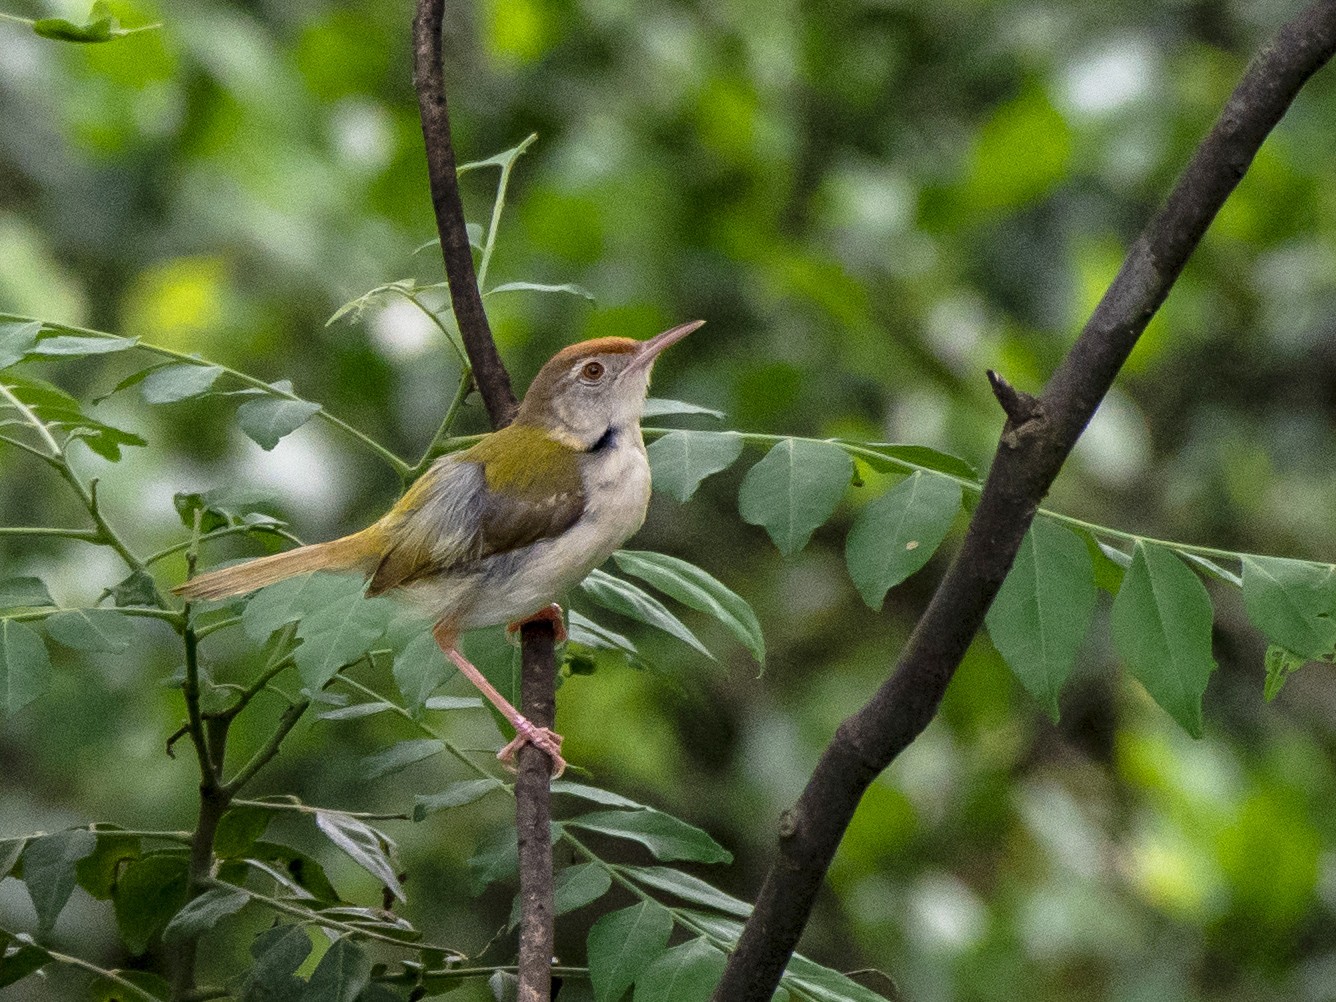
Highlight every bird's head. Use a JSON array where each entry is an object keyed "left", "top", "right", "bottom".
[{"left": 516, "top": 320, "right": 703, "bottom": 448}]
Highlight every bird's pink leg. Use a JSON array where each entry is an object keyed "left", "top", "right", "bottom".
[{"left": 432, "top": 621, "right": 566, "bottom": 778}]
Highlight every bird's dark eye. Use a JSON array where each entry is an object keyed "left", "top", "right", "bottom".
[{"left": 581, "top": 361, "right": 605, "bottom": 381}]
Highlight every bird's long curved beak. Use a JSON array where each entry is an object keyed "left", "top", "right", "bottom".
[{"left": 626, "top": 319, "right": 705, "bottom": 376}]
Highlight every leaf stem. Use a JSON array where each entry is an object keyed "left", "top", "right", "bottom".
[
  {"left": 412, "top": 366, "right": 474, "bottom": 475},
  {"left": 0, "top": 526, "right": 100, "bottom": 542},
  {"left": 144, "top": 523, "right": 303, "bottom": 566}
]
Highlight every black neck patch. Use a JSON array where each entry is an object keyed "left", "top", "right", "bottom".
[{"left": 589, "top": 426, "right": 618, "bottom": 453}]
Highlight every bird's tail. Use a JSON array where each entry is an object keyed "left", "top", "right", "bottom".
[{"left": 173, "top": 527, "right": 383, "bottom": 601}]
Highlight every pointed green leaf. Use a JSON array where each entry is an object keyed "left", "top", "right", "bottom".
[
  {"left": 581, "top": 570, "right": 712, "bottom": 659},
  {"left": 0, "top": 577, "right": 54, "bottom": 610},
  {"left": 113, "top": 853, "right": 190, "bottom": 953},
  {"left": 0, "top": 930, "right": 49, "bottom": 989},
  {"left": 613, "top": 550, "right": 764, "bottom": 665},
  {"left": 300, "top": 937, "right": 371, "bottom": 1002},
  {"left": 20, "top": 830, "right": 98, "bottom": 931},
  {"left": 358, "top": 739, "right": 444, "bottom": 780},
  {"left": 566, "top": 810, "right": 731, "bottom": 864},
  {"left": 162, "top": 886, "right": 250, "bottom": 943},
  {"left": 568, "top": 610, "right": 639, "bottom": 655},
  {"left": 783, "top": 954, "right": 898, "bottom": 1002},
  {"left": 1111, "top": 542, "right": 1216, "bottom": 738},
  {"left": 241, "top": 571, "right": 362, "bottom": 640},
  {"left": 424, "top": 694, "right": 485, "bottom": 711},
  {"left": 554, "top": 862, "right": 613, "bottom": 916},
  {"left": 140, "top": 364, "right": 224, "bottom": 404},
  {"left": 1241, "top": 555, "right": 1336, "bottom": 661},
  {"left": 486, "top": 281, "right": 595, "bottom": 301},
  {"left": 642, "top": 399, "right": 726, "bottom": 421},
  {"left": 986, "top": 519, "right": 1096, "bottom": 720},
  {"left": 588, "top": 900, "right": 673, "bottom": 1002},
  {"left": 647, "top": 430, "right": 744, "bottom": 503},
  {"left": 414, "top": 778, "right": 506, "bottom": 820},
  {"left": 837, "top": 441, "right": 977, "bottom": 481},
  {"left": 845, "top": 471, "right": 961, "bottom": 607},
  {"left": 551, "top": 780, "right": 650, "bottom": 811},
  {"left": 633, "top": 937, "right": 726, "bottom": 1002},
  {"left": 0, "top": 321, "right": 42, "bottom": 369},
  {"left": 242, "top": 924, "right": 312, "bottom": 1001},
  {"left": 314, "top": 812, "right": 403, "bottom": 902},
  {"left": 393, "top": 630, "right": 450, "bottom": 709},
  {"left": 318, "top": 701, "right": 396, "bottom": 720},
  {"left": 621, "top": 866, "right": 752, "bottom": 918},
  {"left": 292, "top": 590, "right": 393, "bottom": 691},
  {"left": 214, "top": 807, "right": 271, "bottom": 859},
  {"left": 75, "top": 831, "right": 140, "bottom": 899},
  {"left": 1, "top": 619, "right": 51, "bottom": 714},
  {"left": 27, "top": 335, "right": 136, "bottom": 356},
  {"left": 236, "top": 395, "right": 321, "bottom": 450},
  {"left": 1263, "top": 645, "right": 1305, "bottom": 702},
  {"left": 738, "top": 439, "right": 851, "bottom": 556},
  {"left": 45, "top": 608, "right": 136, "bottom": 653}
]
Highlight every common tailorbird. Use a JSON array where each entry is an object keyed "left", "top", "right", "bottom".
[{"left": 175, "top": 320, "right": 705, "bottom": 776}]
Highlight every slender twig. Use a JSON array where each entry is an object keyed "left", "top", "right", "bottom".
[
  {"left": 412, "top": 366, "right": 474, "bottom": 475},
  {"left": 222, "top": 699, "right": 311, "bottom": 795},
  {"left": 144, "top": 523, "right": 303, "bottom": 566},
  {"left": 40, "top": 948, "right": 164, "bottom": 1002},
  {"left": 711, "top": 5, "right": 1336, "bottom": 999},
  {"left": 0, "top": 526, "right": 100, "bottom": 541},
  {"left": 232, "top": 796, "right": 412, "bottom": 822}
]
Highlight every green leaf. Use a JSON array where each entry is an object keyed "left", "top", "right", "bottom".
[
  {"left": 162, "top": 886, "right": 250, "bottom": 943},
  {"left": 647, "top": 430, "right": 744, "bottom": 503},
  {"left": 314, "top": 812, "right": 404, "bottom": 902},
  {"left": 613, "top": 550, "right": 765, "bottom": 665},
  {"left": 241, "top": 925, "right": 313, "bottom": 1001},
  {"left": 293, "top": 590, "right": 393, "bottom": 691},
  {"left": 424, "top": 694, "right": 485, "bottom": 711},
  {"left": 246, "top": 842, "right": 340, "bottom": 902},
  {"left": 1084, "top": 534, "right": 1128, "bottom": 594},
  {"left": 45, "top": 608, "right": 136, "bottom": 653},
  {"left": 1, "top": 838, "right": 29, "bottom": 882},
  {"left": 111, "top": 568, "right": 163, "bottom": 608},
  {"left": 393, "top": 630, "right": 449, "bottom": 709},
  {"left": 588, "top": 900, "right": 674, "bottom": 1002},
  {"left": 845, "top": 471, "right": 961, "bottom": 607},
  {"left": 75, "top": 831, "right": 141, "bottom": 899},
  {"left": 300, "top": 937, "right": 372, "bottom": 1002},
  {"left": 1241, "top": 555, "right": 1336, "bottom": 661},
  {"left": 0, "top": 930, "right": 50, "bottom": 989},
  {"left": 214, "top": 807, "right": 271, "bottom": 859},
  {"left": 27, "top": 334, "right": 136, "bottom": 356},
  {"left": 89, "top": 970, "right": 171, "bottom": 1002},
  {"left": 566, "top": 810, "right": 731, "bottom": 864},
  {"left": 568, "top": 610, "right": 639, "bottom": 656},
  {"left": 113, "top": 853, "right": 190, "bottom": 953},
  {"left": 837, "top": 441, "right": 978, "bottom": 481},
  {"left": 140, "top": 363, "right": 224, "bottom": 404},
  {"left": 0, "top": 619, "right": 51, "bottom": 715},
  {"left": 486, "top": 281, "right": 595, "bottom": 301},
  {"left": 359, "top": 739, "right": 444, "bottom": 780},
  {"left": 1111, "top": 542, "right": 1216, "bottom": 738},
  {"left": 0, "top": 576, "right": 54, "bottom": 610},
  {"left": 555, "top": 862, "right": 613, "bottom": 915},
  {"left": 414, "top": 778, "right": 506, "bottom": 820},
  {"left": 621, "top": 865, "right": 752, "bottom": 918},
  {"left": 581, "top": 570, "right": 712, "bottom": 659},
  {"left": 1264, "top": 645, "right": 1306, "bottom": 702},
  {"left": 642, "top": 399, "right": 726, "bottom": 421},
  {"left": 241, "top": 572, "right": 357, "bottom": 639},
  {"left": 783, "top": 955, "right": 897, "bottom": 1002},
  {"left": 738, "top": 439, "right": 852, "bottom": 556},
  {"left": 0, "top": 321, "right": 42, "bottom": 369},
  {"left": 19, "top": 829, "right": 98, "bottom": 931},
  {"left": 468, "top": 823, "right": 563, "bottom": 894},
  {"left": 985, "top": 519, "right": 1096, "bottom": 720},
  {"left": 458, "top": 133, "right": 537, "bottom": 173},
  {"left": 318, "top": 701, "right": 396, "bottom": 720},
  {"left": 551, "top": 780, "right": 650, "bottom": 811},
  {"left": 632, "top": 937, "right": 726, "bottom": 1002},
  {"left": 69, "top": 420, "right": 147, "bottom": 461},
  {"left": 236, "top": 395, "right": 322, "bottom": 450}
]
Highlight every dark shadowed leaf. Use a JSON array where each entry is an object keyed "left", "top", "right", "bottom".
[
  {"left": 75, "top": 831, "right": 141, "bottom": 900},
  {"left": 1112, "top": 542, "right": 1215, "bottom": 738},
  {"left": 0, "top": 930, "right": 50, "bottom": 989},
  {"left": 299, "top": 937, "right": 371, "bottom": 1002},
  {"left": 588, "top": 900, "right": 673, "bottom": 1002},
  {"left": 0, "top": 577, "right": 53, "bottom": 610},
  {"left": 214, "top": 807, "right": 271, "bottom": 859},
  {"left": 738, "top": 439, "right": 852, "bottom": 556},
  {"left": 113, "top": 853, "right": 190, "bottom": 952}
]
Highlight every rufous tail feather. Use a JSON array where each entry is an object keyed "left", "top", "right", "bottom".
[{"left": 173, "top": 528, "right": 383, "bottom": 601}]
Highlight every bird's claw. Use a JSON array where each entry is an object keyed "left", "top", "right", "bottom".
[{"left": 498, "top": 717, "right": 566, "bottom": 778}]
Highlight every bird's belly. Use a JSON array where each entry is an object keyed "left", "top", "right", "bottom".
[{"left": 405, "top": 443, "right": 652, "bottom": 630}]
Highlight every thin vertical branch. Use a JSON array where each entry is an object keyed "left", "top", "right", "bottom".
[
  {"left": 711, "top": 3, "right": 1336, "bottom": 999},
  {"left": 411, "top": 2, "right": 556, "bottom": 999}
]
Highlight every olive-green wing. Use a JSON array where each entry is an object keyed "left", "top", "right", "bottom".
[{"left": 367, "top": 449, "right": 585, "bottom": 595}]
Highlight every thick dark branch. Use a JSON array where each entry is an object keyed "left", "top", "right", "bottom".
[
  {"left": 412, "top": 4, "right": 555, "bottom": 1000},
  {"left": 515, "top": 621, "right": 558, "bottom": 1002},
  {"left": 712, "top": 4, "right": 1336, "bottom": 1000},
  {"left": 412, "top": 0, "right": 518, "bottom": 427}
]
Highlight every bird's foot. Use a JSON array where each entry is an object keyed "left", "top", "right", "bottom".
[
  {"left": 506, "top": 603, "right": 567, "bottom": 645},
  {"left": 498, "top": 716, "right": 566, "bottom": 778}
]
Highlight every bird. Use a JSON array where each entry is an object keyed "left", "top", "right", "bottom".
[{"left": 174, "top": 320, "right": 704, "bottom": 778}]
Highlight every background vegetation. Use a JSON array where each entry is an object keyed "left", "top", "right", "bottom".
[{"left": 4, "top": 0, "right": 1336, "bottom": 999}]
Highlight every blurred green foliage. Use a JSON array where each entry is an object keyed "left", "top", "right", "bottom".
[{"left": 5, "top": 0, "right": 1336, "bottom": 1000}]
